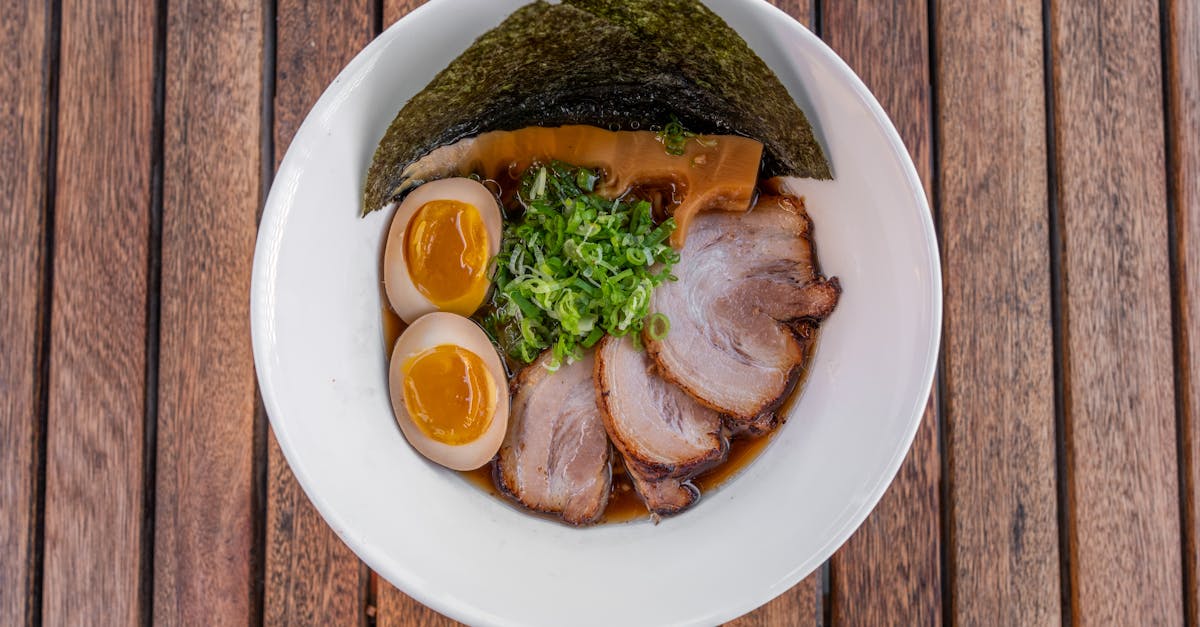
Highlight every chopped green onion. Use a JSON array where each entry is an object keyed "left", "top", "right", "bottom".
[
  {"left": 484, "top": 162, "right": 678, "bottom": 366},
  {"left": 529, "top": 166, "right": 548, "bottom": 200},
  {"left": 656, "top": 116, "right": 699, "bottom": 156},
  {"left": 647, "top": 313, "right": 670, "bottom": 340}
]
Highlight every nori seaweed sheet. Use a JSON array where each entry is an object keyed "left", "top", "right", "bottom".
[
  {"left": 565, "top": 0, "right": 830, "bottom": 180},
  {"left": 363, "top": 1, "right": 830, "bottom": 214}
]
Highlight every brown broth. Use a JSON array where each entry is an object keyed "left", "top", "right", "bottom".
[
  {"left": 598, "top": 460, "right": 650, "bottom": 524},
  {"left": 694, "top": 432, "right": 774, "bottom": 494},
  {"left": 381, "top": 305, "right": 405, "bottom": 358},
  {"left": 461, "top": 464, "right": 502, "bottom": 498}
]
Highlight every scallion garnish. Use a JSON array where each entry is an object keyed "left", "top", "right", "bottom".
[
  {"left": 657, "top": 116, "right": 707, "bottom": 156},
  {"left": 646, "top": 312, "right": 671, "bottom": 341},
  {"left": 484, "top": 162, "right": 679, "bottom": 369}
]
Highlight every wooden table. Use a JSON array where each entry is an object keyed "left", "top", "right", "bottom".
[{"left": 2, "top": 0, "right": 1196, "bottom": 624}]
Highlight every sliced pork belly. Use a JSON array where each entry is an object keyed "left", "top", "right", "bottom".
[
  {"left": 497, "top": 350, "right": 611, "bottom": 525},
  {"left": 595, "top": 334, "right": 726, "bottom": 515},
  {"left": 646, "top": 194, "right": 840, "bottom": 431}
]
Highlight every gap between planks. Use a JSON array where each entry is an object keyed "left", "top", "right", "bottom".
[
  {"left": 32, "top": 0, "right": 63, "bottom": 625},
  {"left": 139, "top": 1, "right": 169, "bottom": 626},
  {"left": 1160, "top": 0, "right": 1200, "bottom": 623},
  {"left": 1041, "top": 0, "right": 1075, "bottom": 622}
]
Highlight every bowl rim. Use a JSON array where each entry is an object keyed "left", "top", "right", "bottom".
[{"left": 251, "top": 0, "right": 942, "bottom": 624}]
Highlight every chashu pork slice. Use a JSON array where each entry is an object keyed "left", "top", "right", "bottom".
[
  {"left": 645, "top": 194, "right": 841, "bottom": 432},
  {"left": 498, "top": 350, "right": 611, "bottom": 525},
  {"left": 595, "top": 334, "right": 726, "bottom": 516}
]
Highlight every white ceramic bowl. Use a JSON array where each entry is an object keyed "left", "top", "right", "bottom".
[{"left": 251, "top": 1, "right": 941, "bottom": 625}]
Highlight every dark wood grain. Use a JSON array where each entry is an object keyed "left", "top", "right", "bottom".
[
  {"left": 41, "top": 0, "right": 154, "bottom": 624},
  {"left": 154, "top": 0, "right": 262, "bottom": 623},
  {"left": 0, "top": 1, "right": 50, "bottom": 625},
  {"left": 1048, "top": 0, "right": 1182, "bottom": 623},
  {"left": 264, "top": 1, "right": 373, "bottom": 624},
  {"left": 820, "top": 2, "right": 941, "bottom": 624},
  {"left": 936, "top": 0, "right": 1063, "bottom": 624},
  {"left": 1165, "top": 0, "right": 1199, "bottom": 623}
]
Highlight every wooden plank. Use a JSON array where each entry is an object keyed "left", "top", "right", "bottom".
[
  {"left": 936, "top": 0, "right": 1063, "bottom": 624},
  {"left": 1048, "top": 0, "right": 1182, "bottom": 623},
  {"left": 0, "top": 1, "right": 50, "bottom": 625},
  {"left": 1164, "top": 0, "right": 1199, "bottom": 623},
  {"left": 41, "top": 0, "right": 154, "bottom": 624},
  {"left": 154, "top": 0, "right": 262, "bottom": 623},
  {"left": 264, "top": 1, "right": 373, "bottom": 624},
  {"left": 819, "top": 2, "right": 941, "bottom": 624}
]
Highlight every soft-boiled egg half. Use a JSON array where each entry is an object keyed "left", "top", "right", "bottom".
[
  {"left": 384, "top": 178, "right": 503, "bottom": 323},
  {"left": 389, "top": 312, "right": 509, "bottom": 470}
]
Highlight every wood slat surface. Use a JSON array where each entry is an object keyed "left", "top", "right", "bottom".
[
  {"left": 154, "top": 0, "right": 262, "bottom": 623},
  {"left": 1165, "top": 0, "right": 1199, "bottom": 622},
  {"left": 41, "top": 0, "right": 154, "bottom": 624},
  {"left": 12, "top": 0, "right": 1198, "bottom": 624},
  {"left": 0, "top": 1, "right": 50, "bottom": 625},
  {"left": 1048, "top": 0, "right": 1182, "bottom": 623},
  {"left": 821, "top": 2, "right": 941, "bottom": 624},
  {"left": 265, "top": 1, "right": 373, "bottom": 624},
  {"left": 936, "top": 0, "right": 1063, "bottom": 624}
]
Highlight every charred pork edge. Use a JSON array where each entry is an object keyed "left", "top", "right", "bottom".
[
  {"left": 618, "top": 454, "right": 702, "bottom": 519},
  {"left": 593, "top": 336, "right": 728, "bottom": 480}
]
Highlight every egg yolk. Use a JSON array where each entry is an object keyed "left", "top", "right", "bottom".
[
  {"left": 404, "top": 199, "right": 491, "bottom": 316},
  {"left": 401, "top": 344, "right": 497, "bottom": 445}
]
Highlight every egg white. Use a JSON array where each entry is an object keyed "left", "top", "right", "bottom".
[
  {"left": 383, "top": 178, "right": 503, "bottom": 324},
  {"left": 388, "top": 312, "right": 509, "bottom": 471}
]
